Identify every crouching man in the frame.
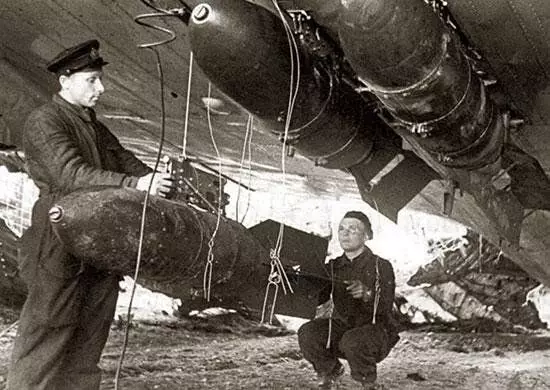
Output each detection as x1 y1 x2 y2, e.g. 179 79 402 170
298 211 400 389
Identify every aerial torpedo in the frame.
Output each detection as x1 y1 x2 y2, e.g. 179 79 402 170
48 187 279 313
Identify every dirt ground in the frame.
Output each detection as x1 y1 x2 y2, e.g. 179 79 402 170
1 309 550 390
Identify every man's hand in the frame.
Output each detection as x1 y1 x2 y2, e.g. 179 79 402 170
314 299 334 320
136 172 175 198
345 280 372 302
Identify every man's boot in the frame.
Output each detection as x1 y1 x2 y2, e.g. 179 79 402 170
317 361 344 389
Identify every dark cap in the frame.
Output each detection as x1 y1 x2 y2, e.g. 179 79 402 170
343 210 373 238
46 39 108 75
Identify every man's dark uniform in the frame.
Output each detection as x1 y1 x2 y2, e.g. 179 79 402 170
8 42 152 390
298 246 399 385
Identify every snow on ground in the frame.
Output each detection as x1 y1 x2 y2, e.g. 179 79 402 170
116 276 181 323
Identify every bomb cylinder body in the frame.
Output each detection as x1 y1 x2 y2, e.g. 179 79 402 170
339 0 446 90
189 0 374 169
273 74 379 169
338 0 504 169
189 0 326 125
49 188 270 291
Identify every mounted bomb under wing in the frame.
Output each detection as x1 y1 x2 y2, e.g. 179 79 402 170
182 0 550 285
187 0 438 218
188 0 378 169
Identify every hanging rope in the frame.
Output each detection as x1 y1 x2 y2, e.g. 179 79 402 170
259 0 300 321
239 116 254 224
203 82 224 302
182 50 194 159
235 114 253 223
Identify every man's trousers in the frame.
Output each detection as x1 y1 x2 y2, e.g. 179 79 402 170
298 318 394 383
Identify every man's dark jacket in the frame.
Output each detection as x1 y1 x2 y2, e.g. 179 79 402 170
21 94 152 285
319 247 398 335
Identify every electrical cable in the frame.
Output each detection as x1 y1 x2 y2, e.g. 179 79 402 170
114 46 167 390
115 5 175 387
134 10 180 48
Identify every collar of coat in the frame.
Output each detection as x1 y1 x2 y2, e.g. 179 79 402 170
53 94 97 123
331 246 376 269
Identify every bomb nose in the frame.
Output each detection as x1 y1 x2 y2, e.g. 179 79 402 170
49 205 64 223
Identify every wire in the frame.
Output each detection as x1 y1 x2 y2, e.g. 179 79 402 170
203 82 224 302
259 1 300 324
274 0 301 281
239 118 254 224
235 114 253 223
272 0 301 264
114 11 170 386
182 51 194 159
134 11 179 48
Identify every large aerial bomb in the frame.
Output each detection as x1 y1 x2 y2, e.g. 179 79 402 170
187 0 380 169
48 187 329 318
49 187 273 308
338 0 504 170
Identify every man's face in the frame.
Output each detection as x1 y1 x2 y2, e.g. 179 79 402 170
338 217 368 252
59 69 105 108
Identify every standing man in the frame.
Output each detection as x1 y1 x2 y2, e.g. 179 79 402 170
298 211 400 390
8 39 174 390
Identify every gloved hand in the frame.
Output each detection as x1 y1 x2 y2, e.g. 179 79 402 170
136 172 175 198
345 280 372 302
